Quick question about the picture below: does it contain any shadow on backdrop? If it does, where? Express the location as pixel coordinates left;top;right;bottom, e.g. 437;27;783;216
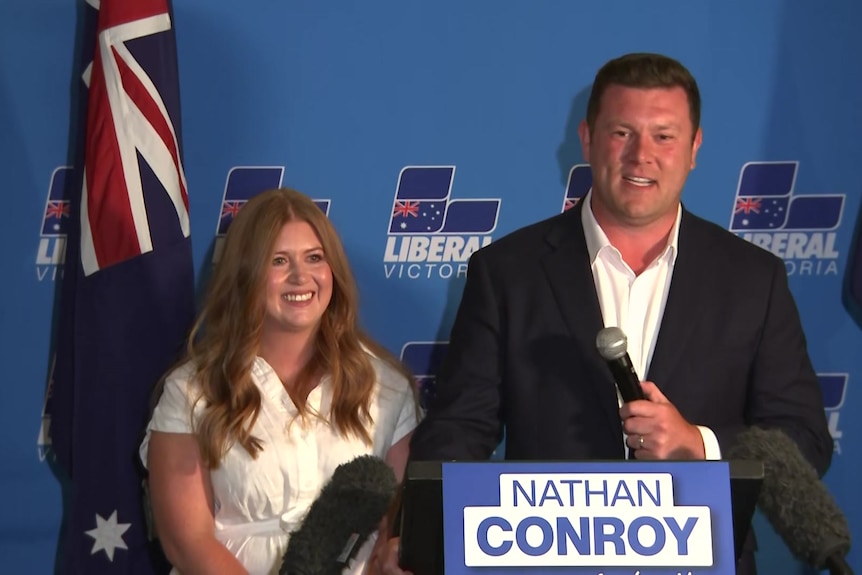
556;84;592;188
842;201;862;329
759;1;856;574
2;40;55;568
476;84;594;462
44;1;96;572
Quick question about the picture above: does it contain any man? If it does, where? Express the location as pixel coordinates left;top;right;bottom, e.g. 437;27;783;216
373;52;832;575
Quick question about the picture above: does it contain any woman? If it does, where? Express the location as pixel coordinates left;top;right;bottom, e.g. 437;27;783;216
140;188;420;574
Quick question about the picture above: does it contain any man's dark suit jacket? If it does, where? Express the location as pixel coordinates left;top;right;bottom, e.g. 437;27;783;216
408;200;833;573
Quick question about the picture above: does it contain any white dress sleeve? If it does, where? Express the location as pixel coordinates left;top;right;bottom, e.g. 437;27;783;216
391;380;420;447
372;355;422;448
138;363;201;469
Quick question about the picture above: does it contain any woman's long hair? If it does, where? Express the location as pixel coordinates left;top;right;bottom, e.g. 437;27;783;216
171;188;415;467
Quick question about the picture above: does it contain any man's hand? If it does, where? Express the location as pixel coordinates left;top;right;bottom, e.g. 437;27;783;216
620;381;705;460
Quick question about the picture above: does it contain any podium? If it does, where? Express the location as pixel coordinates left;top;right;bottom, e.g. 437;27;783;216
399;460;763;575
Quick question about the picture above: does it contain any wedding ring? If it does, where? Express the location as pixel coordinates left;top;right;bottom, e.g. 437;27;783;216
638;435;645;449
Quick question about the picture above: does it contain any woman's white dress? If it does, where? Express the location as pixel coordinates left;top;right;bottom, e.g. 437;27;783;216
139;353;419;575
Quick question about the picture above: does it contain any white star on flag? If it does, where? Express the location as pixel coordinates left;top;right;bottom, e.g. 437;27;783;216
85;510;131;561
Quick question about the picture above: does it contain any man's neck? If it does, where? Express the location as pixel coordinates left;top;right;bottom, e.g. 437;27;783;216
594;211;677;276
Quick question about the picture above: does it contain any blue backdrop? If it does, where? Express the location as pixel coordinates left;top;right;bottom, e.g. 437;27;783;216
2;0;860;572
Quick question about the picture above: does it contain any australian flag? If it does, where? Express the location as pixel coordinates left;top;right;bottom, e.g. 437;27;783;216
730;162;843;232
216;167;330;237
818;374;848;412
400;341;506;459
42;168;76;236
388;167;498;234
400;342;449;411
47;1;195;573
562;164;592;213
217;167;284;235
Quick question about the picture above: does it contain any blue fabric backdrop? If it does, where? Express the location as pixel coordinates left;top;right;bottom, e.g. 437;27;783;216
2;0;860;572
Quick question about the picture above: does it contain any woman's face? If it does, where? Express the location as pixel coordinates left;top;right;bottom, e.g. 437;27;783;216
261;220;333;338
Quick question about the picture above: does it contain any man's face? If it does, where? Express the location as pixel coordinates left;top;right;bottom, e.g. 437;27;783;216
578;84;702;230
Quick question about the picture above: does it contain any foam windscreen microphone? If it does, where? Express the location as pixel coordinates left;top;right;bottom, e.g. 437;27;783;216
280;455;398;575
727;426;853;574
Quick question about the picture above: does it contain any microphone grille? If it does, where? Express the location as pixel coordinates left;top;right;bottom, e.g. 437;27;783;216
727;427;851;568
596;327;628;360
330;454;398;496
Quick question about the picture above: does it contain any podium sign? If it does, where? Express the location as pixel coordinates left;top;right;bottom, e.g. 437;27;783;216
442;461;736;574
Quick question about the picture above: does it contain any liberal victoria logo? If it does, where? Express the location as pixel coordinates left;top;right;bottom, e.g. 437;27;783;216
400;340;506;459
561;164;592;213
729;162;844;276
383;166;500;280
400;341;448;411
819;374;848;456
213;166;330;263
36;166;78;282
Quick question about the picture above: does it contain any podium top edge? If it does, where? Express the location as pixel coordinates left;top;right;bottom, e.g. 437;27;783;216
405;459;764;480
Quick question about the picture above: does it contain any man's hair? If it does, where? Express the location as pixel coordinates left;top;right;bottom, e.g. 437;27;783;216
585;52;701;137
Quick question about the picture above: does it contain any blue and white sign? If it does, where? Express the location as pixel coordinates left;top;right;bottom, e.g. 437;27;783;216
443;461;736;575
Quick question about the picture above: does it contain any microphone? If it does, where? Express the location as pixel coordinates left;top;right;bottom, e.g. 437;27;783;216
280;454;398;575
595;326;645;403
727;426;853;574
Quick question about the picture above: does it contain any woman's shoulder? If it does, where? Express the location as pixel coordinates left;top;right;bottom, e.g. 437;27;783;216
145;360;205;437
164;359;199;388
363;346;413;396
158;359;206;406
166;359;197;379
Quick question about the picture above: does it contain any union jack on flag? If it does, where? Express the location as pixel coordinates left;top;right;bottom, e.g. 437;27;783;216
46;200;71;220
215;166;284;236
221;200;245;221
393;200;420;218
43;200;71;235
79;0;190;276
210;166;331;264
41;167;80;237
47;1;194;573
562;164;592;213
734;197;762;215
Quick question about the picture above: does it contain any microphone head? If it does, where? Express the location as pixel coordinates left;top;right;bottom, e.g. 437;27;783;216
727;426;850;569
596;326;628;361
280;455;398;575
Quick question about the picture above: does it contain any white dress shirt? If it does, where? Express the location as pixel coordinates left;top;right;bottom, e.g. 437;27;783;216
580;190;721;460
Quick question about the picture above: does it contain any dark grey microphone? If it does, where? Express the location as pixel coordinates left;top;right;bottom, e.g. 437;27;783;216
727;426;852;574
280;455;398;575
596;326;645;403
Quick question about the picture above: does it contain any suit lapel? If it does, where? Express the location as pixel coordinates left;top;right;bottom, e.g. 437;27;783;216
646;209;707;393
540;201;622;435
